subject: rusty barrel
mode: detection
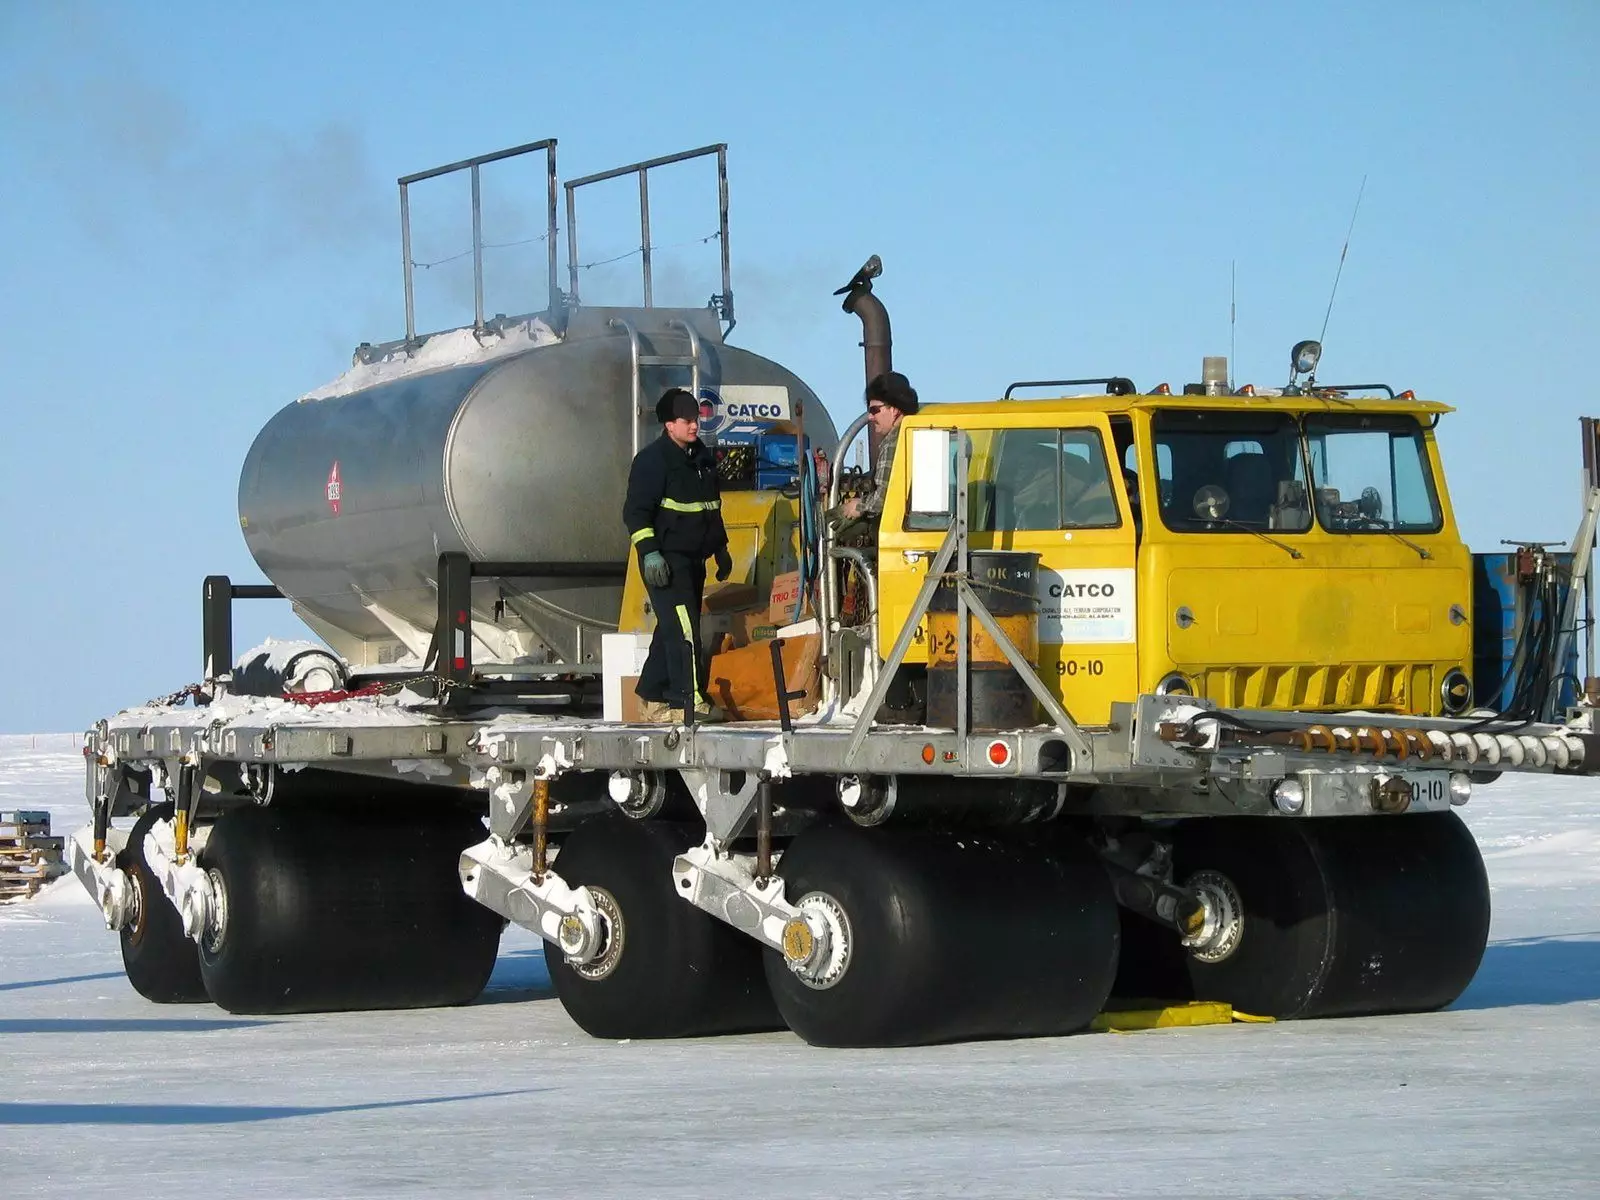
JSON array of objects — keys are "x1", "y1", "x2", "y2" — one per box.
[{"x1": 926, "y1": 551, "x2": 1040, "y2": 731}]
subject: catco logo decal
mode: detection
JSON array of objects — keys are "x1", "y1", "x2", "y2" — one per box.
[
  {"x1": 697, "y1": 387, "x2": 726, "y2": 436},
  {"x1": 1048, "y1": 582, "x2": 1114, "y2": 598}
]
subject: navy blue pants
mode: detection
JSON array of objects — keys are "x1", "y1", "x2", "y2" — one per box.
[{"x1": 636, "y1": 552, "x2": 708, "y2": 710}]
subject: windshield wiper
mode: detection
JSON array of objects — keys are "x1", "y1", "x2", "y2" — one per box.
[
  {"x1": 1359, "y1": 520, "x2": 1432, "y2": 559},
  {"x1": 1218, "y1": 520, "x2": 1302, "y2": 559}
]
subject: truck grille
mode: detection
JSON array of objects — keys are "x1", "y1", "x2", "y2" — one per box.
[{"x1": 1193, "y1": 662, "x2": 1433, "y2": 713}]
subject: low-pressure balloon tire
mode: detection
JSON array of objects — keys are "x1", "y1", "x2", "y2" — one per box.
[
  {"x1": 545, "y1": 814, "x2": 781, "y2": 1039},
  {"x1": 764, "y1": 824, "x2": 1120, "y2": 1047},
  {"x1": 117, "y1": 803, "x2": 208, "y2": 1004},
  {"x1": 197, "y1": 806, "x2": 503, "y2": 1015},
  {"x1": 1172, "y1": 812, "x2": 1490, "y2": 1019}
]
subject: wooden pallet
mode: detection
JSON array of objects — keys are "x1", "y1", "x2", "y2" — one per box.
[{"x1": 0, "y1": 811, "x2": 69, "y2": 904}]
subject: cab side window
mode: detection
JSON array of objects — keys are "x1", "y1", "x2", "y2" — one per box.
[{"x1": 987, "y1": 428, "x2": 1119, "y2": 532}]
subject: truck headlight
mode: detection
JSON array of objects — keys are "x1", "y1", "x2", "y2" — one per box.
[{"x1": 1272, "y1": 778, "x2": 1306, "y2": 814}]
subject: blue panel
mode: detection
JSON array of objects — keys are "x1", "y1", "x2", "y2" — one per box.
[{"x1": 1471, "y1": 552, "x2": 1579, "y2": 712}]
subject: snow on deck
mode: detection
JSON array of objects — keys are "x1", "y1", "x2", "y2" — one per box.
[{"x1": 1, "y1": 734, "x2": 1596, "y2": 1197}]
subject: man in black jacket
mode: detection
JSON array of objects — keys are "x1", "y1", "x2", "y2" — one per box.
[{"x1": 624, "y1": 387, "x2": 733, "y2": 722}]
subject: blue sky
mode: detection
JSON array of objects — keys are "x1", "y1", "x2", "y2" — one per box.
[{"x1": 1, "y1": 1, "x2": 1595, "y2": 732}]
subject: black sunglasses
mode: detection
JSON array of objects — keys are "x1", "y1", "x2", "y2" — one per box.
[{"x1": 867, "y1": 404, "x2": 886, "y2": 415}]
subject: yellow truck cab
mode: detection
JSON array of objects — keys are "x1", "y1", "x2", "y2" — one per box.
[{"x1": 875, "y1": 371, "x2": 1472, "y2": 726}]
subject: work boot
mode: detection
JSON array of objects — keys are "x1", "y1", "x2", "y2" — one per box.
[
  {"x1": 635, "y1": 698, "x2": 677, "y2": 723},
  {"x1": 692, "y1": 702, "x2": 728, "y2": 724}
]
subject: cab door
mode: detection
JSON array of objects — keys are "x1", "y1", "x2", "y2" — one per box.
[{"x1": 878, "y1": 418, "x2": 1138, "y2": 726}]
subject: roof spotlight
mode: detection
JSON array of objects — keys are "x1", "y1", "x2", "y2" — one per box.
[{"x1": 1291, "y1": 339, "x2": 1322, "y2": 378}]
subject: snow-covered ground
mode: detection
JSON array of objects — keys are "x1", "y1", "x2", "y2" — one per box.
[{"x1": 2, "y1": 732, "x2": 1597, "y2": 1198}]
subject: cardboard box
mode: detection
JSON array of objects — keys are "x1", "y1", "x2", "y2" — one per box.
[
  {"x1": 704, "y1": 581, "x2": 762, "y2": 613},
  {"x1": 769, "y1": 570, "x2": 803, "y2": 625}
]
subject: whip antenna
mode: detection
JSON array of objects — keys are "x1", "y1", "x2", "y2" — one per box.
[
  {"x1": 1319, "y1": 175, "x2": 1368, "y2": 347},
  {"x1": 1229, "y1": 259, "x2": 1236, "y2": 390}
]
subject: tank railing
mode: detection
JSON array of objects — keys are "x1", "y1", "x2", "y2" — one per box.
[
  {"x1": 398, "y1": 138, "x2": 559, "y2": 345},
  {"x1": 202, "y1": 577, "x2": 285, "y2": 686},
  {"x1": 435, "y1": 553, "x2": 628, "y2": 693},
  {"x1": 564, "y1": 144, "x2": 732, "y2": 327}
]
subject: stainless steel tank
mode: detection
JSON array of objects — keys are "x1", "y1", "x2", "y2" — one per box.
[{"x1": 238, "y1": 306, "x2": 835, "y2": 667}]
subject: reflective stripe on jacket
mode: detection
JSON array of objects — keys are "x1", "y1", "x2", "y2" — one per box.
[{"x1": 623, "y1": 433, "x2": 728, "y2": 559}]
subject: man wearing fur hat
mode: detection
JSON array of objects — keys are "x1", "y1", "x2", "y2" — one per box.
[{"x1": 623, "y1": 387, "x2": 733, "y2": 723}]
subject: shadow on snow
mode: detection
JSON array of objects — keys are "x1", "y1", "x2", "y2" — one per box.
[
  {"x1": 0, "y1": 1018, "x2": 273, "y2": 1034},
  {"x1": 0, "y1": 971, "x2": 127, "y2": 993},
  {"x1": 0, "y1": 1089, "x2": 546, "y2": 1126},
  {"x1": 1455, "y1": 934, "x2": 1600, "y2": 1010}
]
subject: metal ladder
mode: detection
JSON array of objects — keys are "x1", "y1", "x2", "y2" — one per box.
[{"x1": 610, "y1": 317, "x2": 703, "y2": 455}]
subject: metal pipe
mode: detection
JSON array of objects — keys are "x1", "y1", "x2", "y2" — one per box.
[
  {"x1": 955, "y1": 434, "x2": 969, "y2": 744},
  {"x1": 717, "y1": 145, "x2": 733, "y2": 327},
  {"x1": 639, "y1": 168, "x2": 652, "y2": 307},
  {"x1": 532, "y1": 777, "x2": 549, "y2": 883},
  {"x1": 755, "y1": 776, "x2": 773, "y2": 884},
  {"x1": 562, "y1": 143, "x2": 727, "y2": 190},
  {"x1": 668, "y1": 318, "x2": 701, "y2": 398},
  {"x1": 565, "y1": 179, "x2": 580, "y2": 307},
  {"x1": 820, "y1": 412, "x2": 872, "y2": 699},
  {"x1": 836, "y1": 256, "x2": 891, "y2": 458},
  {"x1": 471, "y1": 164, "x2": 484, "y2": 331},
  {"x1": 400, "y1": 182, "x2": 415, "y2": 343},
  {"x1": 829, "y1": 546, "x2": 879, "y2": 675},
  {"x1": 610, "y1": 317, "x2": 643, "y2": 455},
  {"x1": 544, "y1": 143, "x2": 560, "y2": 308},
  {"x1": 398, "y1": 137, "x2": 558, "y2": 186}
]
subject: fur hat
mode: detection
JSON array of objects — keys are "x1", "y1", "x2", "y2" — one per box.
[{"x1": 655, "y1": 387, "x2": 699, "y2": 424}]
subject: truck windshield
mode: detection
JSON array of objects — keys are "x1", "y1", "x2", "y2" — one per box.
[
  {"x1": 1304, "y1": 414, "x2": 1441, "y2": 533},
  {"x1": 1151, "y1": 411, "x2": 1311, "y2": 533}
]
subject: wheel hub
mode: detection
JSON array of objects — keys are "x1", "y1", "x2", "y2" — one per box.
[
  {"x1": 1181, "y1": 869, "x2": 1244, "y2": 963},
  {"x1": 569, "y1": 887, "x2": 625, "y2": 981},
  {"x1": 198, "y1": 867, "x2": 228, "y2": 954},
  {"x1": 784, "y1": 892, "x2": 852, "y2": 990}
]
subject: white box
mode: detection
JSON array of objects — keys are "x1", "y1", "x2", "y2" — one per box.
[{"x1": 602, "y1": 633, "x2": 654, "y2": 722}]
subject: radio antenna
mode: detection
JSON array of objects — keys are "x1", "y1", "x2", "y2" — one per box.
[
  {"x1": 1319, "y1": 175, "x2": 1368, "y2": 347},
  {"x1": 1229, "y1": 260, "x2": 1236, "y2": 390}
]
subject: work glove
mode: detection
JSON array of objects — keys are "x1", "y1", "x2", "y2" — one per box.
[
  {"x1": 713, "y1": 546, "x2": 733, "y2": 582},
  {"x1": 641, "y1": 551, "x2": 671, "y2": 588}
]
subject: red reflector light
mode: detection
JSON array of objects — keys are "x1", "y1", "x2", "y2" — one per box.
[
  {"x1": 453, "y1": 657, "x2": 466, "y2": 669},
  {"x1": 987, "y1": 740, "x2": 1011, "y2": 766}
]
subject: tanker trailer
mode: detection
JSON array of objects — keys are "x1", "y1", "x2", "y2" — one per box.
[{"x1": 239, "y1": 302, "x2": 832, "y2": 678}]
